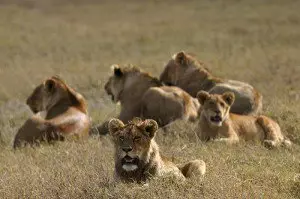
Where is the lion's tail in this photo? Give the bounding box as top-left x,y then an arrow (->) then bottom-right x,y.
179,159 -> 206,178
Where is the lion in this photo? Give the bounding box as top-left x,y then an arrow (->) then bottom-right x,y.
160,51 -> 263,116
13,76 -> 90,148
97,64 -> 199,134
108,117 -> 206,183
196,91 -> 292,148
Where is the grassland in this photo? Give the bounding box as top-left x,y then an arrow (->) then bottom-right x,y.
0,0 -> 299,198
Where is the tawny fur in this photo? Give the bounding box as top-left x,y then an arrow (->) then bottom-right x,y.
196,91 -> 291,148
108,118 -> 206,183
160,51 -> 263,115
98,64 -> 199,134
14,76 -> 90,148
142,86 -> 199,125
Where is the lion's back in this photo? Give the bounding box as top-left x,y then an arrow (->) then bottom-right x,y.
141,87 -> 183,126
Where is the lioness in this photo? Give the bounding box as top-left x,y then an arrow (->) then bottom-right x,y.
160,51 -> 263,115
14,76 -> 90,148
196,91 -> 291,148
109,118 -> 206,183
101,64 -> 199,129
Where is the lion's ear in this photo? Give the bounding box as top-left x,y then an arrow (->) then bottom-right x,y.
45,79 -> 56,93
196,91 -> 210,105
108,118 -> 124,136
142,119 -> 158,139
111,64 -> 123,77
174,51 -> 187,65
222,92 -> 235,106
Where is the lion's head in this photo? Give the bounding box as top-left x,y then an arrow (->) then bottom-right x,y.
108,117 -> 158,172
104,65 -> 126,103
104,64 -> 162,104
160,51 -> 207,86
26,76 -> 86,114
197,91 -> 235,127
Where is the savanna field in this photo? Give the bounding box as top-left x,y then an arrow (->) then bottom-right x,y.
0,0 -> 300,198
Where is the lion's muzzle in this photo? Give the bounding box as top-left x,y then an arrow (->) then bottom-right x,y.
122,155 -> 139,165
210,115 -> 222,123
121,155 -> 139,171
122,146 -> 132,153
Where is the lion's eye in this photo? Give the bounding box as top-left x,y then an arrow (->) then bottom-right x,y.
220,102 -> 225,107
119,136 -> 124,141
134,136 -> 141,142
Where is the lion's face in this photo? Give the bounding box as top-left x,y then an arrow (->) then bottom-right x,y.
26,77 -> 69,113
197,91 -> 235,127
108,118 -> 158,172
160,51 -> 199,86
104,65 -> 125,103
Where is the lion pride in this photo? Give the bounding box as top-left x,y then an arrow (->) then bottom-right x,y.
109,117 -> 206,183
101,65 -> 199,130
196,91 -> 291,148
160,51 -> 263,116
13,76 -> 90,148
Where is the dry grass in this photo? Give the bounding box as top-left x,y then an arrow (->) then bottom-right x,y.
0,0 -> 299,198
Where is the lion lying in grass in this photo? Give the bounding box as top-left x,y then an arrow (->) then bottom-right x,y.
96,64 -> 199,134
196,91 -> 291,148
14,76 -> 90,148
160,51 -> 263,116
108,117 -> 206,183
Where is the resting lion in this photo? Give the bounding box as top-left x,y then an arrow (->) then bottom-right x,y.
108,117 -> 206,183
160,51 -> 263,115
196,91 -> 291,148
13,76 -> 90,148
98,64 -> 199,134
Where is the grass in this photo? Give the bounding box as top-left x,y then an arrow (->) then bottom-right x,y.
0,0 -> 299,198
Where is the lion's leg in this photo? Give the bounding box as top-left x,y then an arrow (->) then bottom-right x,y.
14,117 -> 60,148
257,116 -> 282,148
198,121 -> 216,142
215,125 -> 239,144
214,136 -> 239,144
198,130 -> 211,142
263,140 -> 277,149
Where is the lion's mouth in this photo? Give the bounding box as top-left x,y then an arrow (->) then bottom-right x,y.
122,155 -> 139,165
30,107 -> 39,114
106,92 -> 118,103
164,82 -> 174,86
110,95 -> 114,101
106,92 -> 114,101
210,115 -> 222,123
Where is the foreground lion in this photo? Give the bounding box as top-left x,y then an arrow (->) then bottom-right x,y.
14,76 -> 90,148
99,64 -> 199,133
109,118 -> 206,183
196,91 -> 291,148
160,51 -> 263,115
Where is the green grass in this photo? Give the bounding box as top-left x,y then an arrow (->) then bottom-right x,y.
0,0 -> 299,198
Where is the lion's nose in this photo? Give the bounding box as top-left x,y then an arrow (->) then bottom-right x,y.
122,146 -> 132,153
215,110 -> 221,115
